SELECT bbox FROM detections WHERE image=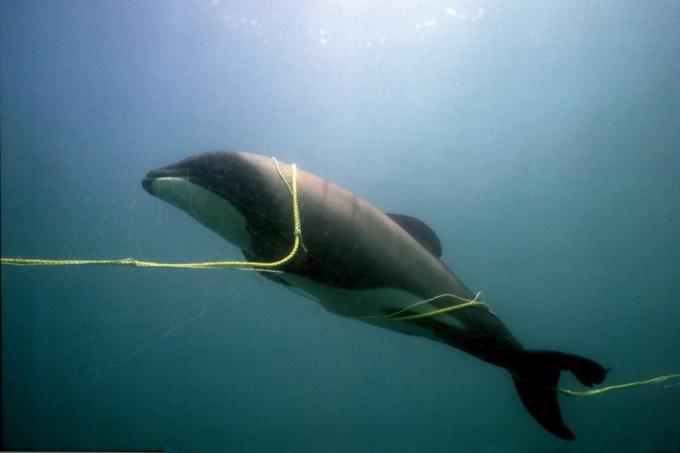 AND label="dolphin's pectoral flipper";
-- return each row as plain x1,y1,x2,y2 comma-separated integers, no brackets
241,249,291,287
510,350,609,440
